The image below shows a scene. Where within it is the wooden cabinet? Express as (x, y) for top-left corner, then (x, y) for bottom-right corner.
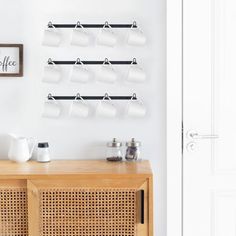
(0, 160), (153, 236)
(0, 180), (28, 236)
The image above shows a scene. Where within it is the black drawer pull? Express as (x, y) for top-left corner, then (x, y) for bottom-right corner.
(140, 189), (144, 224)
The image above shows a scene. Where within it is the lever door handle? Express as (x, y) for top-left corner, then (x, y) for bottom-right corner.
(187, 130), (219, 139)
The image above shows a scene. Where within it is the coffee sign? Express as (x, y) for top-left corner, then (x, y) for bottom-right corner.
(0, 44), (23, 77)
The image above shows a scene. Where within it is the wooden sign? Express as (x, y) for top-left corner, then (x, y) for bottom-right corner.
(0, 44), (23, 77)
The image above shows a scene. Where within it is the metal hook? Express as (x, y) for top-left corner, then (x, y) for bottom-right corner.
(48, 58), (53, 64)
(75, 93), (82, 100)
(132, 21), (137, 28)
(105, 21), (109, 27)
(48, 93), (53, 99)
(132, 58), (137, 64)
(48, 21), (53, 27)
(104, 58), (109, 64)
(103, 93), (110, 100)
(131, 93), (137, 100)
(75, 58), (81, 64)
(75, 21), (83, 29)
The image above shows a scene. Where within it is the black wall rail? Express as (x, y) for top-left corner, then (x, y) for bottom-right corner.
(49, 24), (137, 28)
(48, 59), (138, 66)
(47, 93), (137, 101)
(47, 21), (138, 29)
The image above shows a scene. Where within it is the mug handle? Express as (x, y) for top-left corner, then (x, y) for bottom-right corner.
(131, 21), (137, 30)
(75, 93), (85, 102)
(47, 93), (59, 105)
(74, 21), (86, 32)
(48, 58), (57, 67)
(75, 58), (85, 68)
(103, 21), (114, 33)
(47, 21), (58, 31)
(127, 21), (145, 43)
(27, 137), (36, 158)
(130, 58), (137, 66)
(70, 93), (86, 115)
(102, 93), (115, 106)
(103, 93), (112, 101)
(103, 58), (114, 70)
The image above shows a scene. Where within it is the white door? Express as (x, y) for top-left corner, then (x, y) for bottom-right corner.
(183, 0), (236, 235)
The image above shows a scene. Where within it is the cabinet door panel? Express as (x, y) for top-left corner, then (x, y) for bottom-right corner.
(28, 178), (148, 236)
(0, 180), (28, 236)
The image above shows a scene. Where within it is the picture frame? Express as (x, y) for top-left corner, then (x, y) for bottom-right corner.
(0, 44), (23, 77)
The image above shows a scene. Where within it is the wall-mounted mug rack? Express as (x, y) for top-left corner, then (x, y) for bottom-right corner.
(47, 21), (138, 29)
(47, 58), (138, 66)
(47, 93), (138, 101)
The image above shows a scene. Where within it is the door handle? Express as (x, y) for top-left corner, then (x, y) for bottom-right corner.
(186, 130), (219, 139)
(140, 190), (144, 224)
(136, 190), (144, 224)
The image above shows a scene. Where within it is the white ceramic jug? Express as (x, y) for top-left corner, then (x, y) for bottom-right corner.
(8, 134), (36, 162)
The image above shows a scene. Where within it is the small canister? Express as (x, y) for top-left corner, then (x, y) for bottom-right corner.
(125, 138), (141, 161)
(37, 142), (50, 162)
(106, 138), (123, 161)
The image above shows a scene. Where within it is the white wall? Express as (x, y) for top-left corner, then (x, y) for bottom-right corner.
(0, 0), (166, 235)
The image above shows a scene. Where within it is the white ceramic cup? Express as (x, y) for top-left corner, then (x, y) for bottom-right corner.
(127, 27), (146, 46)
(69, 96), (90, 118)
(70, 23), (91, 46)
(126, 64), (146, 83)
(97, 59), (117, 83)
(42, 23), (62, 47)
(70, 61), (93, 83)
(126, 99), (146, 117)
(42, 60), (62, 83)
(96, 96), (117, 118)
(97, 23), (117, 47)
(42, 97), (61, 118)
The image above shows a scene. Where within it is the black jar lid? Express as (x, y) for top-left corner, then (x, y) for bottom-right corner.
(38, 142), (49, 148)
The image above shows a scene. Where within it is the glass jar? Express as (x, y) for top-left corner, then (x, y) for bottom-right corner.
(106, 138), (123, 161)
(125, 138), (141, 161)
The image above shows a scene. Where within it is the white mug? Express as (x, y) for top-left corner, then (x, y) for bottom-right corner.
(69, 96), (90, 118)
(70, 60), (93, 83)
(42, 60), (62, 83)
(126, 63), (146, 83)
(97, 59), (117, 83)
(97, 22), (117, 47)
(127, 24), (146, 46)
(70, 22), (91, 46)
(42, 96), (61, 118)
(96, 95), (117, 118)
(126, 99), (146, 117)
(42, 22), (62, 47)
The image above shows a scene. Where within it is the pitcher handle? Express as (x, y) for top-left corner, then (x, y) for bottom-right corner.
(27, 137), (36, 158)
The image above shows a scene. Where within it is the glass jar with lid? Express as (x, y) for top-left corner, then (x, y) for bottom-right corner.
(106, 138), (123, 161)
(125, 138), (141, 161)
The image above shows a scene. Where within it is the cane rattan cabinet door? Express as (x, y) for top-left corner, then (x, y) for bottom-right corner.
(27, 178), (149, 236)
(0, 180), (28, 236)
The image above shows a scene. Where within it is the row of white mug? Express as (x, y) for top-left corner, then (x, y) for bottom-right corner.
(43, 21), (146, 48)
(43, 59), (146, 84)
(43, 94), (146, 119)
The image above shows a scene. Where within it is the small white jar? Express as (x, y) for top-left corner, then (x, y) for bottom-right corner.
(37, 142), (50, 162)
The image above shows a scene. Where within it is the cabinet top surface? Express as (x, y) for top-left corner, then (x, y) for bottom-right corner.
(0, 160), (152, 178)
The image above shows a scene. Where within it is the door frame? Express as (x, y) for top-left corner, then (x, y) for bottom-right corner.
(167, 0), (183, 235)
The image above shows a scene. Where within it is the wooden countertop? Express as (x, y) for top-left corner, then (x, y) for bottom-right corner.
(0, 160), (152, 179)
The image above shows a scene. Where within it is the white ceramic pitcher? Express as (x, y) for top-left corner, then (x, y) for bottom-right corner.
(8, 134), (36, 162)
